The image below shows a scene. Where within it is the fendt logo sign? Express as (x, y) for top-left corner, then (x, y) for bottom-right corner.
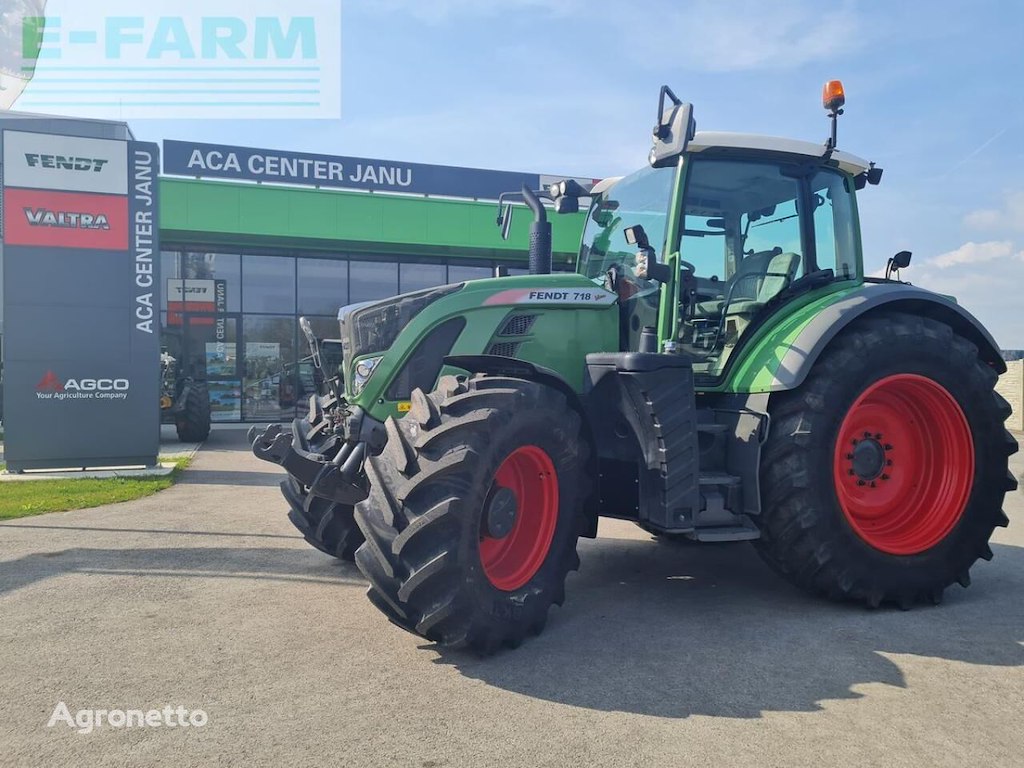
(24, 208), (111, 231)
(3, 131), (128, 195)
(25, 154), (111, 173)
(36, 371), (131, 402)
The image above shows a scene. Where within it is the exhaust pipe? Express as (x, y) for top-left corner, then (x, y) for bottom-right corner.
(522, 184), (552, 275)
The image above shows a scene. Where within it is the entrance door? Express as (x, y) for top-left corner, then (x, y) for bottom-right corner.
(182, 312), (243, 422)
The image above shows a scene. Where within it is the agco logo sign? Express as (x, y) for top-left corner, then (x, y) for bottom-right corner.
(36, 371), (131, 402)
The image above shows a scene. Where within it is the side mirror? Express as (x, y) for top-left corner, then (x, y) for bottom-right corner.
(649, 85), (696, 168)
(499, 204), (514, 241)
(299, 316), (322, 369)
(892, 250), (912, 269)
(623, 225), (650, 249)
(625, 224), (671, 283)
(885, 250), (912, 281)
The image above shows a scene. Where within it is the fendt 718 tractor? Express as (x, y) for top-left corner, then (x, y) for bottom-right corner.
(252, 82), (1018, 653)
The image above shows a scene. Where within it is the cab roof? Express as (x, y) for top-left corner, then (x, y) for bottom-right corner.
(688, 131), (871, 176)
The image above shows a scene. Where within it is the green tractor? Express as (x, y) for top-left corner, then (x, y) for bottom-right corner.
(251, 82), (1018, 653)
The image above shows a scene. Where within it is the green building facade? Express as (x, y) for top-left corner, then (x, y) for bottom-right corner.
(159, 177), (587, 423)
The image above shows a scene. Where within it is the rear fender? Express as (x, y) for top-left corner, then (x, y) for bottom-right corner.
(730, 282), (1005, 393)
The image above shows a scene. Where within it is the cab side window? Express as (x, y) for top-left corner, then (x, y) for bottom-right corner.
(811, 170), (858, 279)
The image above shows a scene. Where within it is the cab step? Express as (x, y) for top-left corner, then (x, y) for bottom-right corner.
(692, 524), (761, 542)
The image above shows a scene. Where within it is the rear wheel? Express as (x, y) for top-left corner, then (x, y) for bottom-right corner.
(354, 375), (589, 653)
(175, 380), (211, 442)
(755, 312), (1018, 607)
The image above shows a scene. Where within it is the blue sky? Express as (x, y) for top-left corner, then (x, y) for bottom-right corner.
(22, 0), (1024, 346)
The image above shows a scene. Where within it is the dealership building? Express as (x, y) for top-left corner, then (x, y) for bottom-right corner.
(1, 120), (590, 430)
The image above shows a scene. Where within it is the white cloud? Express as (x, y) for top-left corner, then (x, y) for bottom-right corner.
(963, 208), (1001, 229)
(912, 240), (1024, 347)
(641, 1), (864, 72)
(930, 240), (1021, 269)
(963, 191), (1024, 232)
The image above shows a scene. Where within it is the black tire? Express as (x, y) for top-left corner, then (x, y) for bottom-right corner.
(175, 380), (211, 442)
(755, 311), (1018, 608)
(281, 478), (363, 561)
(353, 374), (589, 653)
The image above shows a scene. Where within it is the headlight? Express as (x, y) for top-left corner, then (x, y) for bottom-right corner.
(347, 285), (463, 362)
(352, 356), (383, 395)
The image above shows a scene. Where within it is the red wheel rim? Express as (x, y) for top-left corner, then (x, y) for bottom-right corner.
(479, 446), (559, 591)
(833, 374), (974, 555)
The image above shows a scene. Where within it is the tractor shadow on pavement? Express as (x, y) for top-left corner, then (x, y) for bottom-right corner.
(436, 536), (1024, 719)
(0, 544), (366, 597)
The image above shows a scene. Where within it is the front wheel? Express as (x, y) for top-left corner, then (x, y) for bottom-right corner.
(755, 312), (1018, 607)
(353, 375), (589, 653)
(281, 478), (363, 562)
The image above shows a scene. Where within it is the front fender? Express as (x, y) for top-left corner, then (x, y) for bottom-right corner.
(726, 282), (1004, 393)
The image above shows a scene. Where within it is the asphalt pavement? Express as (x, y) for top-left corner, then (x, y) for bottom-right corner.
(0, 430), (1021, 767)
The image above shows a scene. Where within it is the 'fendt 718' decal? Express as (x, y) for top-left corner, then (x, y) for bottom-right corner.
(484, 287), (618, 306)
(24, 208), (111, 230)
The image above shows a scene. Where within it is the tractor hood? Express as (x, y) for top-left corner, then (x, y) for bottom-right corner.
(336, 273), (620, 414)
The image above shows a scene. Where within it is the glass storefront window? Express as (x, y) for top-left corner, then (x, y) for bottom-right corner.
(350, 260), (398, 303)
(160, 248), (533, 421)
(400, 262), (447, 293)
(298, 257), (349, 315)
(160, 251), (180, 311)
(242, 315), (297, 422)
(448, 264), (493, 283)
(243, 254), (296, 313)
(182, 251), (242, 312)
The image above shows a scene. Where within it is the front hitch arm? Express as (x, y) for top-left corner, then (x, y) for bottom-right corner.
(250, 419), (372, 506)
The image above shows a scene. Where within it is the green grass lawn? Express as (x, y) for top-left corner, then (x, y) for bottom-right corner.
(0, 457), (191, 521)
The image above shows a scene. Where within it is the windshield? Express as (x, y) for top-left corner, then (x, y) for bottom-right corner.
(578, 165), (675, 283)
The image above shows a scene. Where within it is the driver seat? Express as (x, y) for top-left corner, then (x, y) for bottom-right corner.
(694, 247), (783, 318)
(724, 251), (800, 317)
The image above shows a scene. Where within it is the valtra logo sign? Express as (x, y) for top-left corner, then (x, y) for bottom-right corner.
(2, 189), (128, 250)
(24, 208), (112, 231)
(35, 371), (131, 402)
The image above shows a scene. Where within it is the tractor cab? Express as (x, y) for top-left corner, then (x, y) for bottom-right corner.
(577, 82), (879, 381)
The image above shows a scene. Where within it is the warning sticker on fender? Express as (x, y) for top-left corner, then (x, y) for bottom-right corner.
(483, 287), (617, 306)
